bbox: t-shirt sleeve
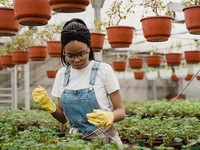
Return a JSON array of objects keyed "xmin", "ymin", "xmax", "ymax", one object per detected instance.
[
  {"xmin": 100, "ymin": 63, "xmax": 120, "ymax": 94},
  {"xmin": 51, "ymin": 69, "xmax": 63, "ymax": 98}
]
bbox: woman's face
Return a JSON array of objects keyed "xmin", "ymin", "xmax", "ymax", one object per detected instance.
[{"xmin": 64, "ymin": 40, "xmax": 90, "ymax": 69}]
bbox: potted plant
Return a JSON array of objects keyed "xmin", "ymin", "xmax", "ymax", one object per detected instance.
[
  {"xmin": 140, "ymin": 0, "xmax": 173, "ymax": 42},
  {"xmin": 26, "ymin": 28, "xmax": 48, "ymax": 61},
  {"xmin": 0, "ymin": 42, "xmax": 15, "ymax": 68},
  {"xmin": 112, "ymin": 55, "xmax": 127, "ymax": 72},
  {"xmin": 106, "ymin": 0, "xmax": 135, "ymax": 48},
  {"xmin": 48, "ymin": 0, "xmax": 90, "ymax": 13},
  {"xmin": 133, "ymin": 68, "xmax": 145, "ymax": 80},
  {"xmin": 0, "ymin": 0, "xmax": 19, "ymax": 36},
  {"xmin": 128, "ymin": 53, "xmax": 143, "ymax": 69},
  {"xmin": 90, "ymin": 19, "xmax": 106, "ymax": 52},
  {"xmin": 165, "ymin": 42, "xmax": 182, "ymax": 66},
  {"xmin": 184, "ymin": 40, "xmax": 200, "ymax": 64},
  {"xmin": 146, "ymin": 51, "xmax": 163, "ymax": 68},
  {"xmin": 11, "ymin": 33, "xmax": 33, "ymax": 64},
  {"xmin": 13, "ymin": 0, "xmax": 51, "ymax": 26},
  {"xmin": 182, "ymin": 0, "xmax": 200, "ymax": 34},
  {"xmin": 38, "ymin": 24, "xmax": 62, "ymax": 57}
]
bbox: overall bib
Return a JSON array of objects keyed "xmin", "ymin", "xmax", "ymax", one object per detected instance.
[{"xmin": 60, "ymin": 61, "xmax": 101, "ymax": 135}]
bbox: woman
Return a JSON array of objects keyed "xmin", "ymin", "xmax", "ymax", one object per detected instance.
[{"xmin": 32, "ymin": 18, "xmax": 125, "ymax": 145}]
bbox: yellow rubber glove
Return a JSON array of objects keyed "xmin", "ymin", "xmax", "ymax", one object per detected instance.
[
  {"xmin": 86, "ymin": 109, "xmax": 114, "ymax": 127},
  {"xmin": 32, "ymin": 85, "xmax": 56, "ymax": 113}
]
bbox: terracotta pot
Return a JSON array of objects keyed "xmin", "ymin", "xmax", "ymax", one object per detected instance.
[
  {"xmin": 47, "ymin": 41, "xmax": 61, "ymax": 57},
  {"xmin": 112, "ymin": 61, "xmax": 126, "ymax": 72},
  {"xmin": 13, "ymin": 0, "xmax": 51, "ymax": 26},
  {"xmin": 47, "ymin": 70, "xmax": 58, "ymax": 78},
  {"xmin": 106, "ymin": 26, "xmax": 134, "ymax": 48},
  {"xmin": 134, "ymin": 71, "xmax": 144, "ymax": 80},
  {"xmin": 91, "ymin": 32, "xmax": 105, "ymax": 52},
  {"xmin": 128, "ymin": 58, "xmax": 143, "ymax": 69},
  {"xmin": 48, "ymin": 0, "xmax": 90, "ymax": 13},
  {"xmin": 0, "ymin": 57, "xmax": 4, "ymax": 70},
  {"xmin": 0, "ymin": 7, "xmax": 19, "ymax": 36},
  {"xmin": 0, "ymin": 55, "xmax": 15, "ymax": 68},
  {"xmin": 197, "ymin": 76, "xmax": 200, "ymax": 80},
  {"xmin": 184, "ymin": 50, "xmax": 200, "ymax": 64},
  {"xmin": 140, "ymin": 16, "xmax": 173, "ymax": 42},
  {"xmin": 185, "ymin": 74, "xmax": 193, "ymax": 81},
  {"xmin": 146, "ymin": 55, "xmax": 162, "ymax": 67},
  {"xmin": 171, "ymin": 75, "xmax": 179, "ymax": 82},
  {"xmin": 28, "ymin": 46, "xmax": 47, "ymax": 61},
  {"xmin": 11, "ymin": 51, "xmax": 29, "ymax": 64},
  {"xmin": 166, "ymin": 94, "xmax": 186, "ymax": 100},
  {"xmin": 165, "ymin": 53, "xmax": 182, "ymax": 66},
  {"xmin": 183, "ymin": 5, "xmax": 200, "ymax": 34}
]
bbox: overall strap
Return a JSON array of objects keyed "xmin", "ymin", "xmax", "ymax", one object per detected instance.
[
  {"xmin": 63, "ymin": 66, "xmax": 71, "ymax": 87},
  {"xmin": 89, "ymin": 61, "xmax": 101, "ymax": 85}
]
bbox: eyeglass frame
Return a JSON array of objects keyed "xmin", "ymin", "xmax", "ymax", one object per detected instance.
[{"xmin": 64, "ymin": 50, "xmax": 90, "ymax": 61}]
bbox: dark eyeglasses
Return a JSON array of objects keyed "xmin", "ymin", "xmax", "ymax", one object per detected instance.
[{"xmin": 65, "ymin": 51, "xmax": 89, "ymax": 61}]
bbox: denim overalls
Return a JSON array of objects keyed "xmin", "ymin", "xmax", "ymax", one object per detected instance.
[{"xmin": 60, "ymin": 61, "xmax": 101, "ymax": 135}]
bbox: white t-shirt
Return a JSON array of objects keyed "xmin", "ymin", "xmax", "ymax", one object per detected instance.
[{"xmin": 51, "ymin": 60, "xmax": 120, "ymax": 111}]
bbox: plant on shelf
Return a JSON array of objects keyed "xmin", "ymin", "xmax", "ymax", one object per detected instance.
[
  {"xmin": 140, "ymin": 0, "xmax": 173, "ymax": 42},
  {"xmin": 90, "ymin": 19, "xmax": 107, "ymax": 52},
  {"xmin": 181, "ymin": 0, "xmax": 200, "ymax": 34},
  {"xmin": 105, "ymin": 0, "xmax": 135, "ymax": 48}
]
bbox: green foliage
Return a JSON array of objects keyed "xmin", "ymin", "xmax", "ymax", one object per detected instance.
[
  {"xmin": 181, "ymin": 0, "xmax": 200, "ymax": 7},
  {"xmin": 92, "ymin": 19, "xmax": 107, "ymax": 33},
  {"xmin": 140, "ymin": 0, "xmax": 172, "ymax": 17},
  {"xmin": 106, "ymin": 0, "xmax": 135, "ymax": 26},
  {"xmin": 0, "ymin": 0, "xmax": 13, "ymax": 7}
]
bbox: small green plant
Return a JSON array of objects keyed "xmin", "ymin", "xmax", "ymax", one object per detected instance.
[
  {"xmin": 106, "ymin": 0, "xmax": 135, "ymax": 26},
  {"xmin": 140, "ymin": 0, "xmax": 172, "ymax": 17},
  {"xmin": 91, "ymin": 19, "xmax": 107, "ymax": 33},
  {"xmin": 181, "ymin": 0, "xmax": 200, "ymax": 7}
]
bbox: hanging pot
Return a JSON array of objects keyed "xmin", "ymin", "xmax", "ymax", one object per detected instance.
[
  {"xmin": 171, "ymin": 74, "xmax": 179, "ymax": 82},
  {"xmin": 165, "ymin": 53, "xmax": 182, "ymax": 66},
  {"xmin": 47, "ymin": 70, "xmax": 58, "ymax": 78},
  {"xmin": 184, "ymin": 50, "xmax": 200, "ymax": 64},
  {"xmin": 146, "ymin": 55, "xmax": 162, "ymax": 67},
  {"xmin": 112, "ymin": 61, "xmax": 126, "ymax": 72},
  {"xmin": 48, "ymin": 0, "xmax": 90, "ymax": 13},
  {"xmin": 183, "ymin": 5, "xmax": 200, "ymax": 34},
  {"xmin": 47, "ymin": 41, "xmax": 61, "ymax": 57},
  {"xmin": 91, "ymin": 32, "xmax": 105, "ymax": 52},
  {"xmin": 28, "ymin": 46, "xmax": 47, "ymax": 61},
  {"xmin": 140, "ymin": 16, "xmax": 173, "ymax": 42},
  {"xmin": 134, "ymin": 71, "xmax": 144, "ymax": 80},
  {"xmin": 0, "ymin": 7, "xmax": 19, "ymax": 36},
  {"xmin": 106, "ymin": 26, "xmax": 134, "ymax": 48},
  {"xmin": 128, "ymin": 57, "xmax": 143, "ymax": 69},
  {"xmin": 0, "ymin": 55, "xmax": 15, "ymax": 68},
  {"xmin": 13, "ymin": 0, "xmax": 51, "ymax": 26},
  {"xmin": 185, "ymin": 74, "xmax": 193, "ymax": 81},
  {"xmin": 11, "ymin": 50, "xmax": 29, "ymax": 64}
]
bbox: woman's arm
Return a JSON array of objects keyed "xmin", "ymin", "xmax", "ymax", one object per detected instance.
[
  {"xmin": 109, "ymin": 90, "xmax": 126, "ymax": 122},
  {"xmin": 51, "ymin": 98, "xmax": 67, "ymax": 124}
]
